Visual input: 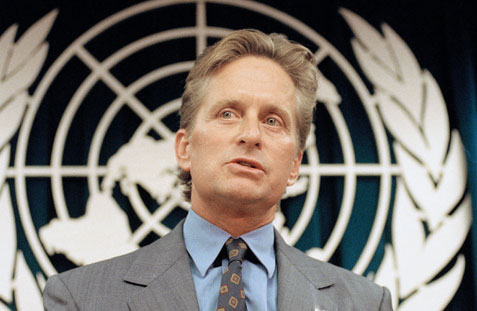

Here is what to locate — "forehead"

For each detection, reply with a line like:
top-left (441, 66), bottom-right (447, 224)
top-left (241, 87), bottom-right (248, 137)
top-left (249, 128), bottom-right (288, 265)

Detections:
top-left (200, 56), bottom-right (297, 113)
top-left (214, 56), bottom-right (294, 93)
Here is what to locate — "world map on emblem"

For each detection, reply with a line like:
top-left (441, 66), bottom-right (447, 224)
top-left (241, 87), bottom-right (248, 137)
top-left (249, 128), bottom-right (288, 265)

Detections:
top-left (1, 2), bottom-right (471, 310)
top-left (13, 1), bottom-right (392, 277)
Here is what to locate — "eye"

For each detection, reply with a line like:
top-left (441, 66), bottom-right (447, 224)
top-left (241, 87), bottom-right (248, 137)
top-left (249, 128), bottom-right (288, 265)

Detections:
top-left (221, 111), bottom-right (233, 119)
top-left (266, 117), bottom-right (278, 126)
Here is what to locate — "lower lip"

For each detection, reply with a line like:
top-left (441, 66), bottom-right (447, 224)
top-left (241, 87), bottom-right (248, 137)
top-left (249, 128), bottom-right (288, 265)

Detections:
top-left (226, 163), bottom-right (265, 177)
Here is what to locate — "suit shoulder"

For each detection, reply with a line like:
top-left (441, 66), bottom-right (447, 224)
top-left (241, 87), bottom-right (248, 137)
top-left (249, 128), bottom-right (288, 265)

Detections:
top-left (43, 241), bottom-right (163, 310)
top-left (46, 238), bottom-right (164, 298)
top-left (278, 244), bottom-right (392, 310)
top-left (43, 222), bottom-right (188, 310)
top-left (56, 244), bottom-right (144, 281)
top-left (284, 244), bottom-right (381, 288)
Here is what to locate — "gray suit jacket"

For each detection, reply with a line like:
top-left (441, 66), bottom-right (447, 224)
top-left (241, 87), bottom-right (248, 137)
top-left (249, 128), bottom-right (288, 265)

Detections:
top-left (43, 220), bottom-right (393, 310)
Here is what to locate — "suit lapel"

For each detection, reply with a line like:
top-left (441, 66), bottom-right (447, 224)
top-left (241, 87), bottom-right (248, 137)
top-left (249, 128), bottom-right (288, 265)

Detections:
top-left (275, 230), bottom-right (338, 311)
top-left (121, 221), bottom-right (340, 311)
top-left (124, 220), bottom-right (199, 311)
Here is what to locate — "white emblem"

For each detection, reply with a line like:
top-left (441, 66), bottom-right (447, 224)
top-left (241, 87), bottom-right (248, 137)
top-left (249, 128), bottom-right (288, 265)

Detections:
top-left (338, 9), bottom-right (472, 309)
top-left (0, 1), bottom-right (471, 310)
top-left (0, 10), bottom-right (57, 310)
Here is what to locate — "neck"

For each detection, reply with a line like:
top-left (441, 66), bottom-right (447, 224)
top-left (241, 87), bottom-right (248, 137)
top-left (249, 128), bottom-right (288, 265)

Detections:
top-left (190, 193), bottom-right (276, 237)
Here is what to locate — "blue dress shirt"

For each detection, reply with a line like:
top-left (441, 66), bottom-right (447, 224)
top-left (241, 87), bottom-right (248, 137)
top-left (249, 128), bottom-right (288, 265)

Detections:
top-left (183, 209), bottom-right (277, 311)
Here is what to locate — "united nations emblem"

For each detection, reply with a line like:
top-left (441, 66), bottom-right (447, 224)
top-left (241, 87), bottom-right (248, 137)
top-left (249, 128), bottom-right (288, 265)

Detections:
top-left (0, 1), bottom-right (471, 310)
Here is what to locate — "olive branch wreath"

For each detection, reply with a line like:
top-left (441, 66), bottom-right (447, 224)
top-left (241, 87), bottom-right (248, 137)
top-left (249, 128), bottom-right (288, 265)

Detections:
top-left (0, 7), bottom-right (472, 311)
top-left (340, 9), bottom-right (472, 311)
top-left (0, 11), bottom-right (57, 311)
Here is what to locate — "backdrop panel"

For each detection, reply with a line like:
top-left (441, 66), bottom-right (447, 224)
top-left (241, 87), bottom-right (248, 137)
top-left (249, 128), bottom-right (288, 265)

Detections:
top-left (0, 1), bottom-right (475, 310)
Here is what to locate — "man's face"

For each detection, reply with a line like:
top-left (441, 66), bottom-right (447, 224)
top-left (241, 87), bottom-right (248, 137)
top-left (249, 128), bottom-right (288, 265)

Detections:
top-left (175, 56), bottom-right (303, 212)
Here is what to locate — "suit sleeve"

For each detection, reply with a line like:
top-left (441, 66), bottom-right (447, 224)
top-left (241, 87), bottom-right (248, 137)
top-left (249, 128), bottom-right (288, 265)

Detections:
top-left (379, 286), bottom-right (394, 311)
top-left (43, 274), bottom-right (80, 311)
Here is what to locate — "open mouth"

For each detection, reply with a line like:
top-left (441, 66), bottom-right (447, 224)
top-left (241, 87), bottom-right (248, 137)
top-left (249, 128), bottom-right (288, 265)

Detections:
top-left (237, 161), bottom-right (256, 168)
top-left (227, 158), bottom-right (265, 177)
top-left (230, 158), bottom-right (264, 172)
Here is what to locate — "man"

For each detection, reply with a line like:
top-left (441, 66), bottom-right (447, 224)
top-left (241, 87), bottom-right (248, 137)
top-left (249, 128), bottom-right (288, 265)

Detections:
top-left (43, 29), bottom-right (393, 310)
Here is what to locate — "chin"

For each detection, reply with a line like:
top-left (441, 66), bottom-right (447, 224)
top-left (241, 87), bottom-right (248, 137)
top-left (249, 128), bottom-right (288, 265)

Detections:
top-left (224, 188), bottom-right (279, 209)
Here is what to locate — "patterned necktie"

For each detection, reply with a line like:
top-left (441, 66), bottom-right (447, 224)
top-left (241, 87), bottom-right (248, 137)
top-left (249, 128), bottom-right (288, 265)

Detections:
top-left (217, 237), bottom-right (248, 311)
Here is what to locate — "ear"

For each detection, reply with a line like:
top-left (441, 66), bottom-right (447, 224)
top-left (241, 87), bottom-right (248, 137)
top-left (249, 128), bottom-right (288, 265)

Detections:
top-left (175, 129), bottom-right (191, 172)
top-left (287, 151), bottom-right (303, 186)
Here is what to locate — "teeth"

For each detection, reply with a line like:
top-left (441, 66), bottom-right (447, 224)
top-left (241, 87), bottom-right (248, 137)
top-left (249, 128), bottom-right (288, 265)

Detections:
top-left (239, 161), bottom-right (253, 168)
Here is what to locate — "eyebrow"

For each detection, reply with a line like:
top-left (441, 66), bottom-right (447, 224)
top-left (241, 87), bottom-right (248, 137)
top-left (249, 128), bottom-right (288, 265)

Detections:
top-left (204, 99), bottom-right (240, 119)
top-left (211, 99), bottom-right (241, 111)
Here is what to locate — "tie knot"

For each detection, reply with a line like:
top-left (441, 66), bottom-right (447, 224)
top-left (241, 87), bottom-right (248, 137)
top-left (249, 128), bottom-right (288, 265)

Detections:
top-left (225, 237), bottom-right (248, 263)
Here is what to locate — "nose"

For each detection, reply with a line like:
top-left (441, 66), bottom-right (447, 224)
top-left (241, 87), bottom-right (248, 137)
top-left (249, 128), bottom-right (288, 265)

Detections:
top-left (237, 116), bottom-right (261, 148)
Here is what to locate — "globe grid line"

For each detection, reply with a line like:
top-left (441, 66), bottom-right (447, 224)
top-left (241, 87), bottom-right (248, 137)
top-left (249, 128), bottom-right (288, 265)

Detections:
top-left (51, 46), bottom-right (192, 213)
top-left (62, 26), bottom-right (234, 199)
top-left (50, 46), bottom-right (163, 220)
top-left (5, 163), bottom-right (401, 178)
top-left (204, 0), bottom-right (394, 274)
top-left (83, 64), bottom-right (192, 193)
top-left (132, 98), bottom-right (183, 140)
top-left (127, 184), bottom-right (179, 239)
top-left (0, 2), bottom-right (469, 310)
top-left (43, 0), bottom-right (373, 262)
top-left (13, 0), bottom-right (395, 278)
top-left (225, 0), bottom-right (396, 272)
top-left (12, 1), bottom-right (211, 277)
top-left (314, 47), bottom-right (329, 64)
top-left (316, 80), bottom-right (392, 273)
top-left (317, 95), bottom-right (359, 264)
top-left (0, 9), bottom-right (56, 306)
top-left (131, 191), bottom-right (185, 242)
top-left (196, 0), bottom-right (207, 57)
top-left (86, 90), bottom-right (184, 239)
top-left (62, 7), bottom-right (323, 252)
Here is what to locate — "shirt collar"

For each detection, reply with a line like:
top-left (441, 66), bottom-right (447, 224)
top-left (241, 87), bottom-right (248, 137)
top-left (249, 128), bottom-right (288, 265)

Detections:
top-left (183, 209), bottom-right (276, 279)
top-left (240, 221), bottom-right (276, 278)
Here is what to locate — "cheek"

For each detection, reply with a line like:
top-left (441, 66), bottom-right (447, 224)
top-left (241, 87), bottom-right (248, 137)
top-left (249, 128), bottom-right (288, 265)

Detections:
top-left (273, 141), bottom-right (299, 172)
top-left (190, 131), bottom-right (223, 165)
